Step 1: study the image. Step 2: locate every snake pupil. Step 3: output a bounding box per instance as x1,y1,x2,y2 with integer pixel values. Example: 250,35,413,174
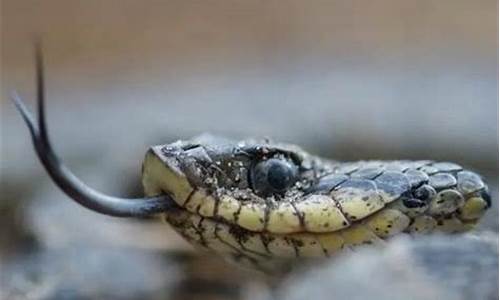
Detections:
267,161,294,191
251,158,298,196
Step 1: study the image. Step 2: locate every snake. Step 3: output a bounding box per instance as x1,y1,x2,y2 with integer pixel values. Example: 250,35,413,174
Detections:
11,43,492,275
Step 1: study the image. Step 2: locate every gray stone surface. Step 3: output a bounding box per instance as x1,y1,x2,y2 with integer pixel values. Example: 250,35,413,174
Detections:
280,234,498,300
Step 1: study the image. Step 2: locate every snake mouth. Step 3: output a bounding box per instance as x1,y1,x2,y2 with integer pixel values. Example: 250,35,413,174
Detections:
164,204,352,259
141,148,373,259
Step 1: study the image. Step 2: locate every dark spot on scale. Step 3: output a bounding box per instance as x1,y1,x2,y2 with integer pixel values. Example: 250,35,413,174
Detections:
362,196,369,201
229,226,251,243
260,234,275,247
403,198,427,208
384,230,389,235
324,222,330,227
342,221,348,226
387,224,392,228
437,220,444,226
413,185,436,202
292,239,304,247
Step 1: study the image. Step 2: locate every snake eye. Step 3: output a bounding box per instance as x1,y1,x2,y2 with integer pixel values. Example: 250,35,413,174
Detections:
250,158,298,196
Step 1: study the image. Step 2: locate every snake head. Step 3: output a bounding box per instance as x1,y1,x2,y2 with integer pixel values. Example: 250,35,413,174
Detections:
142,135,491,273
142,135,330,198
142,135,339,230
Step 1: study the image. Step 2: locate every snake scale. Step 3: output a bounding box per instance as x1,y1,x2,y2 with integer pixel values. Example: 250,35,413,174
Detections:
12,44,492,276
142,135,491,273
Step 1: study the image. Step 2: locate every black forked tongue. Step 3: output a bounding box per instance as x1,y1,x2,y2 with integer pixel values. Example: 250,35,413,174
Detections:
10,41,175,217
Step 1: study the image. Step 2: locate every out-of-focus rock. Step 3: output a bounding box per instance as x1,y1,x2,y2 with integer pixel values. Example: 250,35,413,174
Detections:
280,233,498,300
0,247,182,300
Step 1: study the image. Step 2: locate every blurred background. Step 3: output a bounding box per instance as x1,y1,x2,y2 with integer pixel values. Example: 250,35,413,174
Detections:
1,0,498,299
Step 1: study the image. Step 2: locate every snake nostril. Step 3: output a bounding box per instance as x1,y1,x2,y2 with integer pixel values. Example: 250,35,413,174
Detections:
480,189,492,208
